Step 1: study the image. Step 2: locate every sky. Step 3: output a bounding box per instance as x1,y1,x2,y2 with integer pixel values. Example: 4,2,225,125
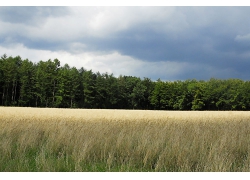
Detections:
1,4,250,81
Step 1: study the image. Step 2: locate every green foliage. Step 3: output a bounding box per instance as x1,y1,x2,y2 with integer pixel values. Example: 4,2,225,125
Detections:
1,53,250,110
19,59,36,106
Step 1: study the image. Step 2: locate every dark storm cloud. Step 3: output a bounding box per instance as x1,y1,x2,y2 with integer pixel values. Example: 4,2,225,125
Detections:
79,24,247,70
1,6,250,80
71,7,250,80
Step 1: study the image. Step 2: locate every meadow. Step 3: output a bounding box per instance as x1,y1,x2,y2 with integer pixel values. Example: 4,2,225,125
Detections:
1,107,250,172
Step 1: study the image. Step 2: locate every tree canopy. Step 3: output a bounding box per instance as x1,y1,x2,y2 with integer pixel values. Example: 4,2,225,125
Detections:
1,54,250,110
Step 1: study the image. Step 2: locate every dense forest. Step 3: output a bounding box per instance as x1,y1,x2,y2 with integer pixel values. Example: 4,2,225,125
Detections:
1,54,250,110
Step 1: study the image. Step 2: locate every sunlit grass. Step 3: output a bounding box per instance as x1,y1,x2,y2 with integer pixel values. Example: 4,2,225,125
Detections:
1,107,250,171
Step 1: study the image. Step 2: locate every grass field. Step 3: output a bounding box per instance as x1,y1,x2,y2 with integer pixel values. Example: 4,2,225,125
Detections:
1,107,250,172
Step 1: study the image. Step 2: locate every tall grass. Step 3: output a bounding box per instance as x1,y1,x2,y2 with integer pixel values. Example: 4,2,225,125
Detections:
1,107,250,171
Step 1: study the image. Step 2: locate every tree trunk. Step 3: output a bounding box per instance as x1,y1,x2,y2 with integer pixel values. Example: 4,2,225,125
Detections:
14,80,17,104
36,95,38,107
2,88,5,106
5,86,9,106
11,80,15,103
46,98,48,107
52,80,55,107
11,80,17,105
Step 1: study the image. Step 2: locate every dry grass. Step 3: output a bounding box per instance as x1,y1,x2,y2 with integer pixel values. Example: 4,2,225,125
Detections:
1,107,250,171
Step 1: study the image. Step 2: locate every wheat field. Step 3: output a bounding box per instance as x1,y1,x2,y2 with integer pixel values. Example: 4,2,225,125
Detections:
1,107,250,171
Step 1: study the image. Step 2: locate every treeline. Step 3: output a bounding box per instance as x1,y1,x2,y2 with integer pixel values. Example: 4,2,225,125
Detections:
0,54,250,110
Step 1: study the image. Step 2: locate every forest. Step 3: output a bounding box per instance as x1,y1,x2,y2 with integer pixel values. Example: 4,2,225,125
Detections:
1,54,250,110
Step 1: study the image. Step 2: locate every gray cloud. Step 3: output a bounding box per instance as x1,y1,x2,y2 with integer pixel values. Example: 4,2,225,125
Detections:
1,6,250,80
0,6,69,25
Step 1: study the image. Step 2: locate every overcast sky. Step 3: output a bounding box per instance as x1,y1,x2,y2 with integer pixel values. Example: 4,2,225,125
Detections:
1,6,250,80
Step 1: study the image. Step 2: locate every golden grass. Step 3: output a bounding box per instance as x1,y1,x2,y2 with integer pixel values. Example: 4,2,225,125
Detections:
1,107,250,171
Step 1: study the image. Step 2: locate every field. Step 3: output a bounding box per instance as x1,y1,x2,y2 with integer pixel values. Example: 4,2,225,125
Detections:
1,107,250,172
